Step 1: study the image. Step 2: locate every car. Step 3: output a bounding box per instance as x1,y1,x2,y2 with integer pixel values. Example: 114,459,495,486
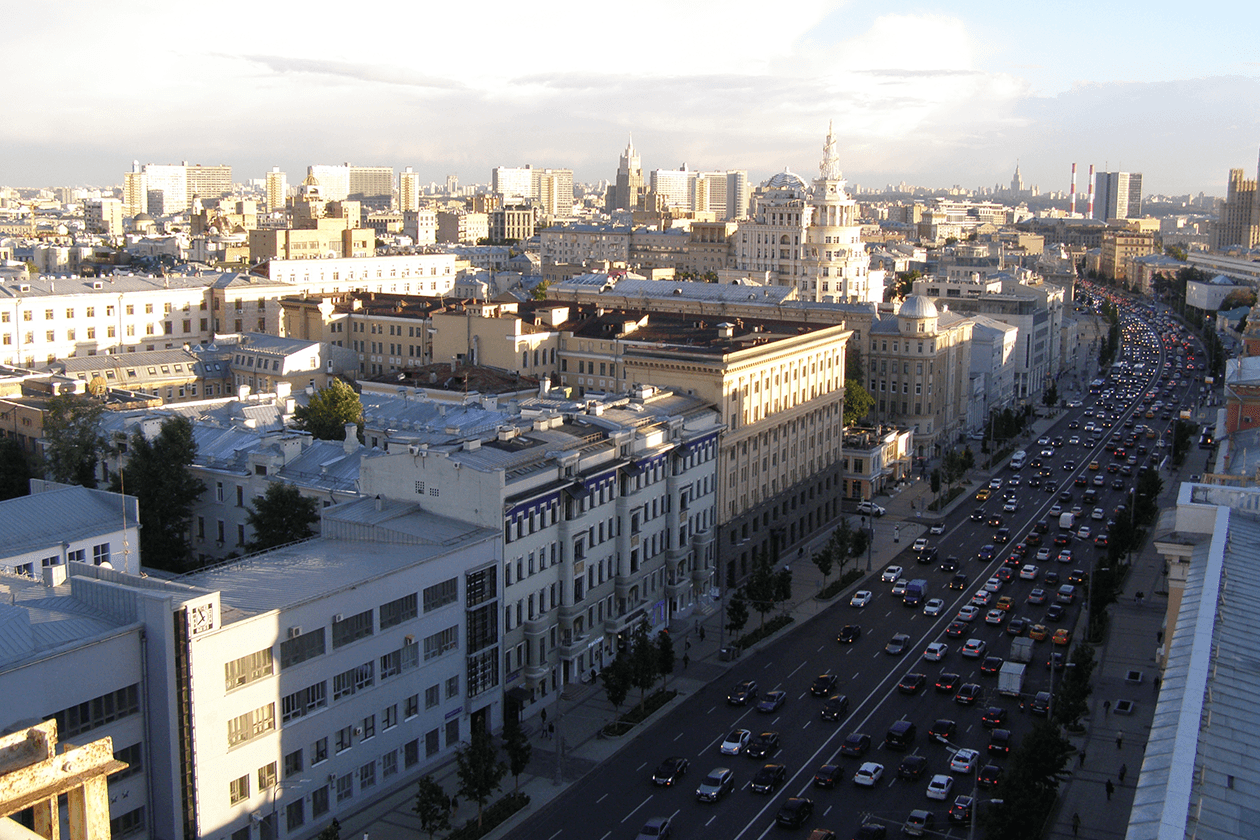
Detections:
695,767,735,801
745,731,780,759
988,477,1004,489
977,545,996,561
954,683,982,705
775,797,814,829
856,501,886,517
1077,525,1092,540
1045,603,1067,622
941,556,961,573
727,680,758,705
923,642,949,661
837,624,862,644
1009,542,1027,559
988,729,1012,755
994,526,1012,543
980,655,1004,675
977,764,1003,790
1003,498,1018,513
820,694,850,721
1052,628,1072,646
984,609,1005,626
949,748,980,773
903,810,935,838
1053,532,1071,547
1020,564,1039,580
961,639,987,658
912,537,929,553
750,763,787,793
981,706,1007,728
1047,651,1066,670
926,773,954,800
995,595,1014,611
917,546,940,565
898,672,928,695
1093,474,1106,486
1037,436,1051,446
853,823,887,840
635,816,673,840
1049,503,1063,517
1025,691,1052,716
720,729,751,755
881,565,904,583
850,590,872,607
898,754,929,781
949,795,974,825
813,763,842,788
840,732,871,757
885,633,911,655
923,598,946,617
994,565,1015,582
935,674,961,694
1027,588,1048,605
757,690,787,713
1092,506,1106,520
1094,533,1110,548
948,572,969,590
853,762,885,787
1112,477,1126,490
1006,617,1028,636
970,590,992,607
929,521,947,535
1035,545,1052,561
891,579,909,597
1044,569,1060,585
970,508,986,522
945,619,967,637
1068,568,1089,584
974,488,992,501
652,756,690,786
957,604,980,622
810,674,839,696
1028,623,1049,641
928,718,957,742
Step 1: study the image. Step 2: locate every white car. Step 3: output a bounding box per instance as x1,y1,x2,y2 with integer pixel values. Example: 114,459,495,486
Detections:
1077,526,1092,539
1035,547,1052,562
850,590,873,608
983,577,1003,593
926,774,954,800
856,501,886,517
923,598,946,617
1019,564,1039,580
882,565,904,583
1008,474,1022,486
923,642,949,661
929,521,946,535
984,609,1005,625
912,538,929,553
892,579,909,597
988,478,1003,489
957,605,980,622
853,762,884,787
1092,507,1106,520
720,728,751,755
949,749,980,774
1003,499,1018,512
961,639,987,658
1067,399,1083,408
970,590,992,607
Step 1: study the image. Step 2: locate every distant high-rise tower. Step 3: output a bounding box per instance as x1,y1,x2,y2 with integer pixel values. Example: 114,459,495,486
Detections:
650,166,695,211
726,170,749,220
1093,171,1142,220
608,135,645,212
399,167,420,213
1010,164,1023,194
348,165,394,210
265,167,287,212
1214,152,1260,250
123,161,146,216
310,164,351,201
492,166,533,203
445,174,459,196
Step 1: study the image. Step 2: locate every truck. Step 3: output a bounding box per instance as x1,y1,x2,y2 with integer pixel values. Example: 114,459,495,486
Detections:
1059,512,1075,530
1009,450,1027,470
1009,636,1034,663
903,579,928,607
998,661,1026,697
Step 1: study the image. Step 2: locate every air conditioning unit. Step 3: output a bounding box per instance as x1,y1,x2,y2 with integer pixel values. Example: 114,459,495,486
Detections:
287,626,302,639
332,614,343,623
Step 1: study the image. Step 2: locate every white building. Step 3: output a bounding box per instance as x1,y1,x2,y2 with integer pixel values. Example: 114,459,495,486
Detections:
266,168,288,212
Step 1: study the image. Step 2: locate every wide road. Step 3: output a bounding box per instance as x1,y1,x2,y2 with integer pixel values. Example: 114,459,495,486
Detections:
510,301,1202,840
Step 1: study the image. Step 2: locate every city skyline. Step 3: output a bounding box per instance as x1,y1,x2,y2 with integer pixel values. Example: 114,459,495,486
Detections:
3,1,1257,197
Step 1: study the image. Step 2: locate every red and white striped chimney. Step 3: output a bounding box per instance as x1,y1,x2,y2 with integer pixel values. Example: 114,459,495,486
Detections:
1087,165,1095,219
1069,163,1077,215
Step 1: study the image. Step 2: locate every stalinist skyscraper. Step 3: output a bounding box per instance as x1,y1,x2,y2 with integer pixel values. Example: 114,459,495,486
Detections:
805,122,881,303
606,135,645,212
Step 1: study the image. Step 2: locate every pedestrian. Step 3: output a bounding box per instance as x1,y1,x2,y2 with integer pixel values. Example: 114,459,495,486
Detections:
698,625,705,642
1119,762,1128,784
1117,731,1124,749
682,653,690,669
1072,813,1081,836
548,722,555,739
1104,699,1111,716
540,707,547,726
684,639,691,651
1078,750,1086,767
1157,629,1164,644
1105,779,1115,801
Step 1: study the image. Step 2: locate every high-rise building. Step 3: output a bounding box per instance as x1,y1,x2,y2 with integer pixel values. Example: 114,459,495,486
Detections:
123,162,146,216
1093,170,1142,220
141,164,188,215
650,166,695,211
85,198,124,236
1213,154,1260,250
607,135,645,212
349,165,394,210
309,164,351,201
265,167,287,212
492,166,533,203
186,164,232,204
726,170,749,220
532,168,574,218
399,167,420,213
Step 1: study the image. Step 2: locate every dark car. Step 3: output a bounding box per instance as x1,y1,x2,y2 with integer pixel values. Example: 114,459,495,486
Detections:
988,729,1012,755
918,547,940,565
1026,691,1052,716
837,624,862,644
727,680,758,705
977,764,1002,790
897,754,928,780
980,706,1007,729
977,545,996,562
1006,617,1028,636
940,556,961,573
949,795,974,825
935,673,961,694
994,527,1011,544
757,690,787,713
651,756,689,786
1045,603,1067,622
945,619,967,637
810,674,839,696
954,683,982,705
970,508,986,522
745,731,780,759
948,573,969,590
775,797,814,829
839,732,871,757
928,718,957,743
854,823,887,840
979,656,1004,676
812,763,842,788
897,672,927,695
694,767,735,802
820,694,850,722
750,763,787,793
885,634,911,655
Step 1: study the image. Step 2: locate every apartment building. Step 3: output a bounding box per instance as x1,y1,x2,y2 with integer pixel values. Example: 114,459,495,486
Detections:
1099,226,1158,283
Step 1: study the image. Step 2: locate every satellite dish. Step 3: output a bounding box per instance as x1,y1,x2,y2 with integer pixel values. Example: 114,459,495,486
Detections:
99,561,114,570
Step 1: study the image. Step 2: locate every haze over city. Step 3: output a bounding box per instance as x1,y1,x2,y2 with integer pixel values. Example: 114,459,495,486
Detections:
4,0,1257,195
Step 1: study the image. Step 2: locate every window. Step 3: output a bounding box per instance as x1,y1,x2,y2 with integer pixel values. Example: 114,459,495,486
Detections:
226,704,275,748
49,684,140,739
312,737,328,765
445,675,460,699
110,807,145,839
333,663,374,700
380,593,418,629
229,775,250,804
359,761,376,790
311,785,330,818
423,626,458,660
285,798,305,832
423,578,458,612
280,628,325,668
108,743,143,783
425,729,440,757
335,726,353,753
383,704,398,730
332,610,374,648
445,719,459,747
336,774,353,802
92,543,110,565
215,481,224,502
382,749,399,778
225,648,274,690
425,684,440,709
281,682,327,722
405,739,420,768
258,762,277,791
362,714,375,740
283,749,303,779
405,694,419,719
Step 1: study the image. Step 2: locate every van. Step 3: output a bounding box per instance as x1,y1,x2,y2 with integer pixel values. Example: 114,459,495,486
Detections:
885,719,917,751
1009,450,1027,470
1056,584,1076,604
903,579,928,607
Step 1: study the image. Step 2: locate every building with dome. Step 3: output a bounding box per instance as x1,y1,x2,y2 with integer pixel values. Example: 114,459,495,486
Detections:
863,294,973,462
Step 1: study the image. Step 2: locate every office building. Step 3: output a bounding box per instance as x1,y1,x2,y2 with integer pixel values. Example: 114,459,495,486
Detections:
650,166,695,211
85,197,125,236
349,166,394,211
1213,157,1260,250
187,165,233,204
1093,170,1142,221
142,164,189,215
309,165,351,201
124,162,147,216
492,166,534,203
532,168,574,218
266,167,288,212
398,167,420,213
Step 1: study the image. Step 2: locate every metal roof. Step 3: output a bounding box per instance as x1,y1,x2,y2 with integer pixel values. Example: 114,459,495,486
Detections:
0,485,138,558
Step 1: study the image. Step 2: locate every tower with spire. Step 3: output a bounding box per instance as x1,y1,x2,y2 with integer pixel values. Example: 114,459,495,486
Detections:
805,122,880,304
606,134,645,213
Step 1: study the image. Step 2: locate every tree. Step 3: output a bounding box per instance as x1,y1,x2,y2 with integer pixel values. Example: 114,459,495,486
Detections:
244,482,320,552
600,655,632,715
454,728,506,829
843,380,875,426
42,393,105,487
1043,380,1059,408
1053,643,1096,728
812,520,847,585
294,379,363,442
501,715,532,793
315,818,340,840
983,721,1072,839
885,269,920,302
111,417,206,571
725,589,749,638
413,776,452,839
530,279,551,301
656,629,675,689
627,620,659,714
1134,467,1164,525
741,547,785,631
930,468,941,496
0,438,34,500
1171,419,1195,465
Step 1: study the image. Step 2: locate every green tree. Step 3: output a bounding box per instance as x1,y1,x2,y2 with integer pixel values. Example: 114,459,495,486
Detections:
315,818,340,840
1053,643,1096,728
843,381,875,426
930,468,941,496
111,417,206,571
454,728,506,829
530,279,551,301
725,589,749,638
812,520,847,585
0,438,34,500
1171,419,1195,465
885,269,920,302
983,721,1072,839
42,393,106,487
412,776,452,839
627,620,659,714
1043,380,1059,408
244,482,320,552
848,527,870,568
961,446,975,472
294,379,363,442
656,630,675,689
501,715,532,793
741,547,785,631
600,655,632,715
1134,467,1164,525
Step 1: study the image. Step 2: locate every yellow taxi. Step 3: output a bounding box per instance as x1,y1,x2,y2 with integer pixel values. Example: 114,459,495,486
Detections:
975,488,992,501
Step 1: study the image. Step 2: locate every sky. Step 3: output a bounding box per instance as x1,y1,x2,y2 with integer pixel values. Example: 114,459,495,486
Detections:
4,1,1259,198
